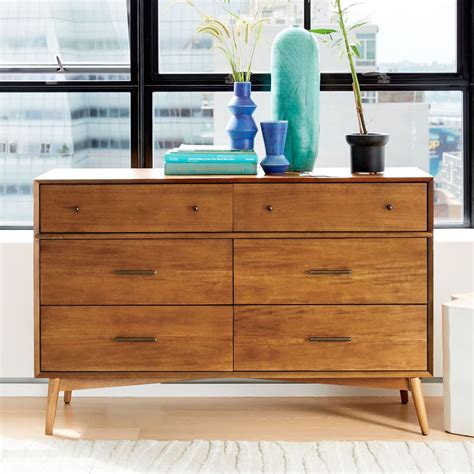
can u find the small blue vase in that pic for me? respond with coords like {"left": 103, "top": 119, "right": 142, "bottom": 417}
{"left": 260, "top": 121, "right": 290, "bottom": 175}
{"left": 226, "top": 82, "right": 258, "bottom": 150}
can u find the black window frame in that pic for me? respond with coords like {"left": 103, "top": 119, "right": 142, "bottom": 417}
{"left": 0, "top": 0, "right": 472, "bottom": 229}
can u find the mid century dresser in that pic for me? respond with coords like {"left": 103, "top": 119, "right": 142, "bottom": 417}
{"left": 34, "top": 167, "right": 433, "bottom": 435}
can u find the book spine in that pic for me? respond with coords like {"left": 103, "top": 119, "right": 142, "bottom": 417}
{"left": 164, "top": 162, "right": 258, "bottom": 175}
{"left": 165, "top": 153, "right": 257, "bottom": 163}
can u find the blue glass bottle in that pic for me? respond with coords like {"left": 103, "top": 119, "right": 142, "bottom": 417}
{"left": 226, "top": 82, "right": 258, "bottom": 150}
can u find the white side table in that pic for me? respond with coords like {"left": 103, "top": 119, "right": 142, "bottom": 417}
{"left": 442, "top": 293, "right": 474, "bottom": 436}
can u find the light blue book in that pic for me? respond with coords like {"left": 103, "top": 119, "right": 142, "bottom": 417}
{"left": 165, "top": 153, "right": 258, "bottom": 164}
{"left": 175, "top": 145, "right": 255, "bottom": 153}
{"left": 164, "top": 162, "right": 257, "bottom": 175}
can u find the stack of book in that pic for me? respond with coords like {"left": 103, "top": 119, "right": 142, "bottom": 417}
{"left": 164, "top": 145, "right": 258, "bottom": 175}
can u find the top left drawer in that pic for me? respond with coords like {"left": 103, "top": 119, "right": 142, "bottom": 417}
{"left": 39, "top": 184, "right": 233, "bottom": 233}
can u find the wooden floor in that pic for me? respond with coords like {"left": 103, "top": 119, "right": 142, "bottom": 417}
{"left": 0, "top": 396, "right": 469, "bottom": 441}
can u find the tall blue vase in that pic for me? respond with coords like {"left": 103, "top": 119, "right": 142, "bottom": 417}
{"left": 271, "top": 26, "right": 320, "bottom": 171}
{"left": 226, "top": 82, "right": 258, "bottom": 150}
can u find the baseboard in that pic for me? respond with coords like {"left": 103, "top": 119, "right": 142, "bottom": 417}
{"left": 0, "top": 380, "right": 443, "bottom": 397}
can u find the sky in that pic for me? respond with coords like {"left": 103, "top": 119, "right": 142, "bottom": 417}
{"left": 343, "top": 0, "right": 457, "bottom": 65}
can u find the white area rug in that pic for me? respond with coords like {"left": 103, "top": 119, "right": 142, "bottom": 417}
{"left": 1, "top": 439, "right": 472, "bottom": 473}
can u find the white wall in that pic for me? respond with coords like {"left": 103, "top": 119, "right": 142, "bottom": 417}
{"left": 1, "top": 230, "right": 472, "bottom": 397}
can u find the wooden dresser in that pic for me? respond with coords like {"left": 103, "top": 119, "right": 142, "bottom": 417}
{"left": 34, "top": 168, "right": 433, "bottom": 435}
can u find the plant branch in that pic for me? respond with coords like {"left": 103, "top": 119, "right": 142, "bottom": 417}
{"left": 335, "top": 0, "right": 368, "bottom": 134}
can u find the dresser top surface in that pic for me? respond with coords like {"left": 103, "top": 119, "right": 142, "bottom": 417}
{"left": 35, "top": 167, "right": 432, "bottom": 184}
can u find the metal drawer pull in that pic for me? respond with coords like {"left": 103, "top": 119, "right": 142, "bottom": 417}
{"left": 114, "top": 337, "right": 157, "bottom": 343}
{"left": 385, "top": 204, "right": 394, "bottom": 211}
{"left": 113, "top": 270, "right": 157, "bottom": 276}
{"left": 307, "top": 269, "right": 352, "bottom": 275}
{"left": 267, "top": 205, "right": 273, "bottom": 212}
{"left": 308, "top": 336, "right": 352, "bottom": 342}
{"left": 72, "top": 206, "right": 80, "bottom": 213}
{"left": 192, "top": 205, "right": 199, "bottom": 212}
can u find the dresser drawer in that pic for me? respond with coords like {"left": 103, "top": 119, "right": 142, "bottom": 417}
{"left": 41, "top": 306, "right": 233, "bottom": 371}
{"left": 40, "top": 239, "right": 232, "bottom": 305}
{"left": 235, "top": 306, "right": 427, "bottom": 371}
{"left": 234, "top": 238, "right": 427, "bottom": 304}
{"left": 40, "top": 184, "right": 233, "bottom": 232}
{"left": 234, "top": 183, "right": 427, "bottom": 231}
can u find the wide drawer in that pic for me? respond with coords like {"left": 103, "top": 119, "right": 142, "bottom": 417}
{"left": 39, "top": 184, "right": 233, "bottom": 232}
{"left": 41, "top": 306, "right": 233, "bottom": 371}
{"left": 235, "top": 305, "right": 427, "bottom": 371}
{"left": 234, "top": 183, "right": 427, "bottom": 231}
{"left": 234, "top": 238, "right": 427, "bottom": 304}
{"left": 40, "top": 239, "right": 232, "bottom": 305}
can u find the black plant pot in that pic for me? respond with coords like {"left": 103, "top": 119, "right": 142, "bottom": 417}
{"left": 346, "top": 133, "right": 389, "bottom": 174}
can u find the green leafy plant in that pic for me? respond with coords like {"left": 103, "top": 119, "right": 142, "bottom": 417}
{"left": 169, "top": 0, "right": 267, "bottom": 83}
{"left": 311, "top": 0, "right": 368, "bottom": 134}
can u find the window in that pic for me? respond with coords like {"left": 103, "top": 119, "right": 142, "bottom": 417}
{"left": 0, "top": 92, "right": 131, "bottom": 226}
{"left": 0, "top": 0, "right": 131, "bottom": 81}
{"left": 40, "top": 143, "right": 51, "bottom": 154}
{"left": 0, "top": 0, "right": 472, "bottom": 228}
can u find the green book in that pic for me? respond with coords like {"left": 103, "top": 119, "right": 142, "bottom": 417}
{"left": 164, "top": 162, "right": 257, "bottom": 175}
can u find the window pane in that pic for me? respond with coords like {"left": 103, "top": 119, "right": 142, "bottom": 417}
{"left": 153, "top": 90, "right": 463, "bottom": 225}
{"left": 311, "top": 0, "right": 456, "bottom": 73}
{"left": 0, "top": 92, "right": 131, "bottom": 226}
{"left": 158, "top": 0, "right": 303, "bottom": 73}
{"left": 0, "top": 0, "right": 130, "bottom": 81}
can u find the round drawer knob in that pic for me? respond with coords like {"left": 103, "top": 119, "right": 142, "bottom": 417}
{"left": 267, "top": 205, "right": 273, "bottom": 212}
{"left": 72, "top": 206, "right": 80, "bottom": 213}
{"left": 192, "top": 205, "right": 199, "bottom": 212}
{"left": 385, "top": 204, "right": 394, "bottom": 211}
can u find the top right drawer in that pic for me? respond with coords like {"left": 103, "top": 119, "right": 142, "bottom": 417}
{"left": 234, "top": 183, "right": 427, "bottom": 232}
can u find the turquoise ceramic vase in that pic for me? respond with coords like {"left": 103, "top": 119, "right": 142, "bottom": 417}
{"left": 271, "top": 26, "right": 320, "bottom": 172}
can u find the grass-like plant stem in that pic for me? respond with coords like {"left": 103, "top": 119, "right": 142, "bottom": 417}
{"left": 335, "top": 0, "right": 368, "bottom": 134}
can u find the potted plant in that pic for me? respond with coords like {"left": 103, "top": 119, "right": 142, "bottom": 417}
{"left": 175, "top": 0, "right": 266, "bottom": 150}
{"left": 311, "top": 0, "right": 388, "bottom": 173}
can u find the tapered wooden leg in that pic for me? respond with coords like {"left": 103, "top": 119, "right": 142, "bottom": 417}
{"left": 64, "top": 390, "right": 72, "bottom": 404}
{"left": 409, "top": 378, "right": 429, "bottom": 435}
{"left": 400, "top": 390, "right": 409, "bottom": 404}
{"left": 45, "top": 378, "right": 61, "bottom": 435}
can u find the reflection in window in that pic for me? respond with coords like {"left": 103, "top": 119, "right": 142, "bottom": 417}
{"left": 158, "top": 0, "right": 303, "bottom": 73}
{"left": 312, "top": 0, "right": 456, "bottom": 73}
{"left": 0, "top": 0, "right": 131, "bottom": 81}
{"left": 158, "top": 0, "right": 456, "bottom": 74}
{"left": 153, "top": 90, "right": 463, "bottom": 225}
{"left": 0, "top": 92, "right": 131, "bottom": 226}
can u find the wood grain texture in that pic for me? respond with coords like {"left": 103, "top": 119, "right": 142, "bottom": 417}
{"left": 41, "top": 306, "right": 233, "bottom": 371}
{"left": 45, "top": 378, "right": 60, "bottom": 435}
{"left": 3, "top": 397, "right": 461, "bottom": 442}
{"left": 37, "top": 232, "right": 433, "bottom": 240}
{"left": 234, "top": 306, "right": 427, "bottom": 371}
{"left": 40, "top": 184, "right": 233, "bottom": 233}
{"left": 34, "top": 167, "right": 432, "bottom": 184}
{"left": 410, "top": 377, "right": 430, "bottom": 435}
{"left": 63, "top": 391, "right": 72, "bottom": 404}
{"left": 40, "top": 239, "right": 232, "bottom": 305}
{"left": 37, "top": 371, "right": 433, "bottom": 380}
{"left": 234, "top": 238, "right": 427, "bottom": 304}
{"left": 400, "top": 390, "right": 409, "bottom": 404}
{"left": 234, "top": 183, "right": 427, "bottom": 231}
{"left": 275, "top": 379, "right": 411, "bottom": 390}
